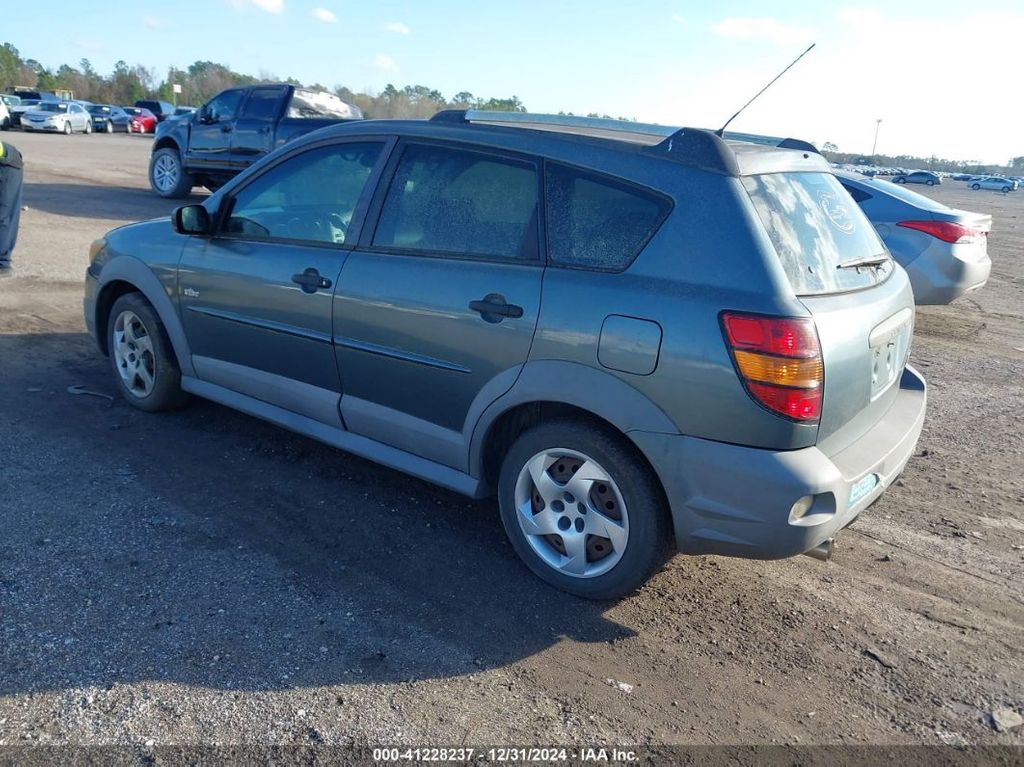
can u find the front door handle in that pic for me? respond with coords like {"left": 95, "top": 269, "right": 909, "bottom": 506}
{"left": 221, "top": 123, "right": 233, "bottom": 133}
{"left": 469, "top": 293, "right": 524, "bottom": 323}
{"left": 291, "top": 268, "right": 332, "bottom": 294}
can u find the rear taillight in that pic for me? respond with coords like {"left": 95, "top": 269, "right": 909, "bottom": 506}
{"left": 897, "top": 220, "right": 980, "bottom": 244}
{"left": 721, "top": 313, "right": 823, "bottom": 423}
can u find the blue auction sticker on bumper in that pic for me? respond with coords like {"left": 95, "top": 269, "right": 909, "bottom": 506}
{"left": 849, "top": 473, "right": 880, "bottom": 509}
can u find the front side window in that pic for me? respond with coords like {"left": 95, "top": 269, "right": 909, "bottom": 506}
{"left": 223, "top": 142, "right": 383, "bottom": 245}
{"left": 373, "top": 144, "right": 539, "bottom": 260}
{"left": 205, "top": 91, "right": 243, "bottom": 123}
{"left": 545, "top": 163, "right": 670, "bottom": 271}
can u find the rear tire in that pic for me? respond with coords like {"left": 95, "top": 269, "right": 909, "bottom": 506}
{"left": 107, "top": 293, "right": 189, "bottom": 412}
{"left": 497, "top": 420, "right": 671, "bottom": 600}
{"left": 1002, "top": 186, "right": 1010, "bottom": 193}
{"left": 925, "top": 179, "right": 934, "bottom": 185}
{"left": 84, "top": 120, "right": 92, "bottom": 135}
{"left": 894, "top": 177, "right": 905, "bottom": 183}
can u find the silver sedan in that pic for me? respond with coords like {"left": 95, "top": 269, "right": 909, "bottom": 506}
{"left": 21, "top": 101, "right": 93, "bottom": 134}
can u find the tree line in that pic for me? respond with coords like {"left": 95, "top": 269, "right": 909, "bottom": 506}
{"left": 0, "top": 42, "right": 527, "bottom": 117}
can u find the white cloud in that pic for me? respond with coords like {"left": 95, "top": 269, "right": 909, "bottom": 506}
{"left": 143, "top": 15, "right": 172, "bottom": 29}
{"left": 385, "top": 21, "right": 411, "bottom": 35}
{"left": 224, "top": 0, "right": 245, "bottom": 9}
{"left": 251, "top": 0, "right": 284, "bottom": 14}
{"left": 374, "top": 54, "right": 398, "bottom": 73}
{"left": 712, "top": 17, "right": 815, "bottom": 46}
{"left": 671, "top": 14, "right": 684, "bottom": 24}
{"left": 312, "top": 7, "right": 337, "bottom": 23}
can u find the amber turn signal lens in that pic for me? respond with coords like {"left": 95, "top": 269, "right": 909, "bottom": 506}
{"left": 733, "top": 350, "right": 823, "bottom": 389}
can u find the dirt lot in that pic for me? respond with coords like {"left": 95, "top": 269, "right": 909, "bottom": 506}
{"left": 0, "top": 131, "right": 1021, "bottom": 752}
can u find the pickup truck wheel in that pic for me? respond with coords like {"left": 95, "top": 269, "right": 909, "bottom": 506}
{"left": 150, "top": 147, "right": 194, "bottom": 198}
{"left": 108, "top": 294, "right": 189, "bottom": 412}
{"left": 498, "top": 420, "right": 671, "bottom": 600}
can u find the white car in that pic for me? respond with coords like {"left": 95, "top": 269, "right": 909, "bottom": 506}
{"left": 968, "top": 176, "right": 1018, "bottom": 192}
{"left": 21, "top": 101, "right": 93, "bottom": 134}
{"left": 0, "top": 99, "right": 9, "bottom": 130}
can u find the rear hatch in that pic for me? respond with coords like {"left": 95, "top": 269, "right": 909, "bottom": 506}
{"left": 742, "top": 171, "right": 915, "bottom": 453}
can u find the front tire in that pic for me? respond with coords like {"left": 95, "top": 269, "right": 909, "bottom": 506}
{"left": 63, "top": 121, "right": 72, "bottom": 135}
{"left": 971, "top": 183, "right": 981, "bottom": 190}
{"left": 498, "top": 420, "right": 671, "bottom": 599}
{"left": 107, "top": 293, "right": 189, "bottom": 412}
{"left": 105, "top": 121, "right": 113, "bottom": 134}
{"left": 149, "top": 147, "right": 194, "bottom": 198}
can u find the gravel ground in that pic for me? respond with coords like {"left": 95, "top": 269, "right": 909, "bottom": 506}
{"left": 0, "top": 131, "right": 1021, "bottom": 752}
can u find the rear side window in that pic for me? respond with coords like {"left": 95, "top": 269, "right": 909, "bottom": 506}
{"left": 743, "top": 172, "right": 892, "bottom": 296}
{"left": 373, "top": 144, "right": 539, "bottom": 260}
{"left": 242, "top": 88, "right": 282, "bottom": 119}
{"left": 545, "top": 164, "right": 669, "bottom": 271}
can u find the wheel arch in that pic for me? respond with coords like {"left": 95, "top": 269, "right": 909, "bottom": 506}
{"left": 152, "top": 137, "right": 181, "bottom": 155}
{"left": 94, "top": 257, "right": 194, "bottom": 378}
{"left": 469, "top": 360, "right": 678, "bottom": 500}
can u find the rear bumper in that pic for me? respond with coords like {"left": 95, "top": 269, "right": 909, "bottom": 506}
{"left": 631, "top": 365, "right": 927, "bottom": 559}
{"left": 903, "top": 245, "right": 992, "bottom": 305}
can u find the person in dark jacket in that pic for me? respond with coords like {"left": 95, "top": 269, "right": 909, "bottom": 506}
{"left": 0, "top": 139, "right": 24, "bottom": 277}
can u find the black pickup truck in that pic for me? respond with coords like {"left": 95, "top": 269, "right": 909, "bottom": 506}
{"left": 148, "top": 83, "right": 362, "bottom": 198}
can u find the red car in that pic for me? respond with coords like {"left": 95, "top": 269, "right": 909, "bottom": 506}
{"left": 122, "top": 107, "right": 157, "bottom": 134}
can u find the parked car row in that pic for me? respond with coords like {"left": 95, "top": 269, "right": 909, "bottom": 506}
{"left": 1, "top": 91, "right": 194, "bottom": 135}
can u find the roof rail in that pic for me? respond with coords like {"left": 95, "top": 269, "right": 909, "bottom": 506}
{"left": 722, "top": 131, "right": 820, "bottom": 154}
{"left": 432, "top": 109, "right": 677, "bottom": 145}
{"left": 426, "top": 110, "right": 821, "bottom": 176}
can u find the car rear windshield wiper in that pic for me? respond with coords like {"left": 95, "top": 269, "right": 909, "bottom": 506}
{"left": 836, "top": 255, "right": 890, "bottom": 270}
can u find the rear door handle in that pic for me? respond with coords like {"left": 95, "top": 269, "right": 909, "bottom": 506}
{"left": 469, "top": 293, "right": 524, "bottom": 323}
{"left": 291, "top": 268, "right": 332, "bottom": 294}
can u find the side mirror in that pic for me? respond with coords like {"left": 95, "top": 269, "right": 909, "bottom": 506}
{"left": 173, "top": 205, "right": 211, "bottom": 235}
{"left": 198, "top": 107, "right": 213, "bottom": 124}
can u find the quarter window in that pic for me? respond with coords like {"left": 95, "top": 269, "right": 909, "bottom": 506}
{"left": 373, "top": 144, "right": 539, "bottom": 260}
{"left": 545, "top": 163, "right": 669, "bottom": 271}
{"left": 223, "top": 142, "right": 383, "bottom": 245}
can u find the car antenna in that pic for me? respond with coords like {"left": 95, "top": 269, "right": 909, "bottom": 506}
{"left": 715, "top": 43, "right": 816, "bottom": 137}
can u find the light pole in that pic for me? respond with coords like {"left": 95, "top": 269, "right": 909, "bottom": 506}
{"left": 871, "top": 118, "right": 882, "bottom": 157}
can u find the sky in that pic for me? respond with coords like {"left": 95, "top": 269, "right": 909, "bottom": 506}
{"left": 5, "top": 0, "right": 1022, "bottom": 164}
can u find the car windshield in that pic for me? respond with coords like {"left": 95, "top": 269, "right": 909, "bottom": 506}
{"left": 743, "top": 172, "right": 892, "bottom": 296}
{"left": 88, "top": 105, "right": 111, "bottom": 114}
{"left": 38, "top": 103, "right": 68, "bottom": 113}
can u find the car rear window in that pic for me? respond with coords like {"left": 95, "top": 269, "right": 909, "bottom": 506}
{"left": 545, "top": 163, "right": 670, "bottom": 271}
{"left": 743, "top": 172, "right": 892, "bottom": 296}
{"left": 871, "top": 178, "right": 949, "bottom": 211}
